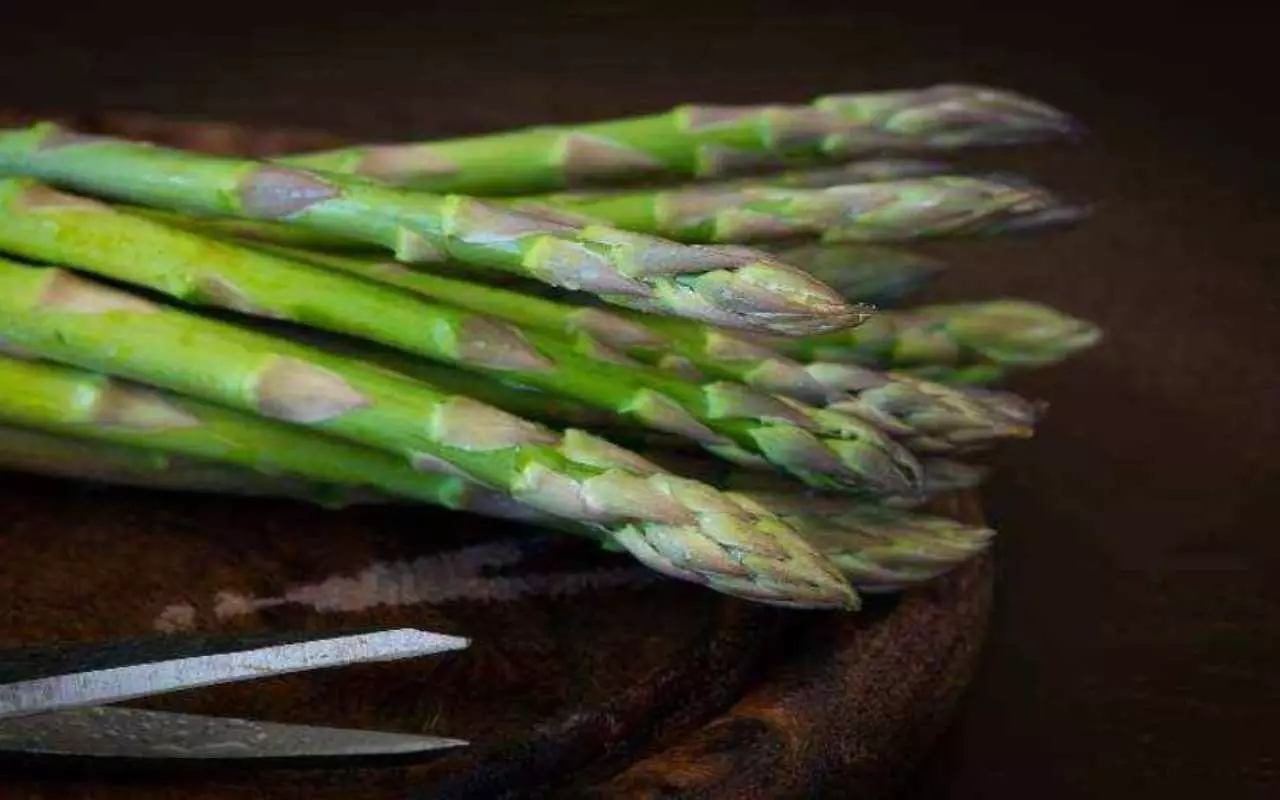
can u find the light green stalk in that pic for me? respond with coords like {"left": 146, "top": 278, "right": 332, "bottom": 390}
{"left": 0, "top": 260, "right": 857, "bottom": 609}
{"left": 124, "top": 205, "right": 375, "bottom": 251}
{"left": 0, "top": 352, "right": 497, "bottom": 510}
{"left": 0, "top": 422, "right": 390, "bottom": 506}
{"left": 539, "top": 158, "right": 953, "bottom": 199}
{"left": 525, "top": 173, "right": 1087, "bottom": 244}
{"left": 0, "top": 125, "right": 860, "bottom": 336}
{"left": 275, "top": 84, "right": 1078, "bottom": 194}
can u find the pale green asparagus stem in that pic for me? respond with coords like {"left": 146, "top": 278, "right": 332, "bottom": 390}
{"left": 0, "top": 423, "right": 394, "bottom": 507}
{"left": 538, "top": 158, "right": 954, "bottom": 199}
{"left": 0, "top": 352, "right": 501, "bottom": 510}
{"left": 0, "top": 259, "right": 857, "bottom": 608}
{"left": 123, "top": 205, "right": 376, "bottom": 251}
{"left": 275, "top": 84, "right": 1078, "bottom": 194}
{"left": 524, "top": 173, "right": 1087, "bottom": 244}
{"left": 0, "top": 125, "right": 861, "bottom": 336}
{"left": 0, "top": 187, "right": 919, "bottom": 495}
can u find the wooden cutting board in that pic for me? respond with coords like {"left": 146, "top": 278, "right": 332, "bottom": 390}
{"left": 0, "top": 111, "right": 993, "bottom": 799}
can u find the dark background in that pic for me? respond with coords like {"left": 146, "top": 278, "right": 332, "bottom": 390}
{"left": 2, "top": 7, "right": 1275, "bottom": 798}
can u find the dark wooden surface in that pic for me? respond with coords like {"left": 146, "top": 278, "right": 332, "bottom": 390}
{"left": 1, "top": 7, "right": 1276, "bottom": 798}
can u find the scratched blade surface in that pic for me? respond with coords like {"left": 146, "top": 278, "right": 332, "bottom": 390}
{"left": 0, "top": 629, "right": 470, "bottom": 720}
{"left": 0, "top": 706, "right": 468, "bottom": 759}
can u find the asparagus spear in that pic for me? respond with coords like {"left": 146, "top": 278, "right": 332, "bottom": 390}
{"left": 0, "top": 187, "right": 922, "bottom": 494}
{"left": 125, "top": 206, "right": 947, "bottom": 307}
{"left": 0, "top": 352, "right": 494, "bottom": 511}
{"left": 0, "top": 260, "right": 857, "bottom": 608}
{"left": 0, "top": 422, "right": 389, "bottom": 505}
{"left": 123, "top": 205, "right": 375, "bottom": 251}
{"left": 0, "top": 126, "right": 861, "bottom": 336}
{"left": 0, "top": 422, "right": 988, "bottom": 592}
{"left": 707, "top": 159, "right": 952, "bottom": 189}
{"left": 539, "top": 158, "right": 953, "bottom": 199}
{"left": 523, "top": 173, "right": 1087, "bottom": 244}
{"left": 274, "top": 84, "right": 1078, "bottom": 194}
{"left": 226, "top": 240, "right": 1038, "bottom": 457}
{"left": 758, "top": 300, "right": 1105, "bottom": 372}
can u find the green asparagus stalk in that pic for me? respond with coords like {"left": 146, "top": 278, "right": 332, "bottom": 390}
{"left": 124, "top": 205, "right": 375, "bottom": 251}
{"left": 207, "top": 238, "right": 1038, "bottom": 458}
{"left": 539, "top": 158, "right": 953, "bottom": 199}
{"left": 0, "top": 351, "right": 502, "bottom": 511}
{"left": 274, "top": 84, "right": 1078, "bottom": 194}
{"left": 0, "top": 187, "right": 923, "bottom": 495}
{"left": 0, "top": 422, "right": 987, "bottom": 592}
{"left": 0, "top": 125, "right": 862, "bottom": 336}
{"left": 707, "top": 158, "right": 953, "bottom": 189}
{"left": 0, "top": 423, "right": 393, "bottom": 506}
{"left": 757, "top": 300, "right": 1105, "bottom": 372}
{"left": 523, "top": 173, "right": 1087, "bottom": 244}
{"left": 125, "top": 206, "right": 947, "bottom": 307}
{"left": 0, "top": 259, "right": 859, "bottom": 608}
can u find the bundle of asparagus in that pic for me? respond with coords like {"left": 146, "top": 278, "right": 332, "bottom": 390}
{"left": 0, "top": 83, "right": 1102, "bottom": 610}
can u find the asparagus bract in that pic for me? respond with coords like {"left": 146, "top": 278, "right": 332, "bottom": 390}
{"left": 0, "top": 260, "right": 856, "bottom": 608}
{"left": 275, "top": 84, "right": 1077, "bottom": 194}
{"left": 0, "top": 127, "right": 860, "bottom": 336}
